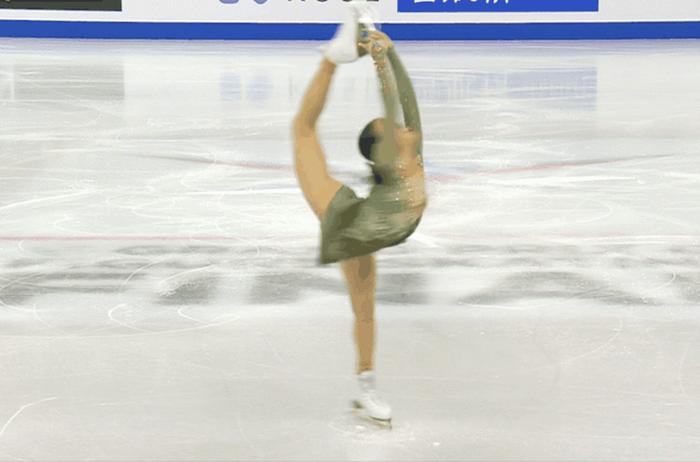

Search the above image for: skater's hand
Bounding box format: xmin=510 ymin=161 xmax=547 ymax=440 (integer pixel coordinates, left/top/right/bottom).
xmin=357 ymin=42 xmax=369 ymax=58
xmin=358 ymin=31 xmax=393 ymax=63
xmin=368 ymin=31 xmax=393 ymax=50
xmin=360 ymin=40 xmax=387 ymax=64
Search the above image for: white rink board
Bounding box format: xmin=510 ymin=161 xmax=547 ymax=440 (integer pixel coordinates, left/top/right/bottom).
xmin=0 ymin=0 xmax=699 ymax=23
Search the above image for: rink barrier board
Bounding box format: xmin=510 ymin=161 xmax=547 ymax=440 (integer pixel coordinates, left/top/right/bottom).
xmin=0 ymin=20 xmax=699 ymax=40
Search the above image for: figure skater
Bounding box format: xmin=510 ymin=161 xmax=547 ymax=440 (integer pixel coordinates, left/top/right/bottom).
xmin=291 ymin=4 xmax=425 ymax=426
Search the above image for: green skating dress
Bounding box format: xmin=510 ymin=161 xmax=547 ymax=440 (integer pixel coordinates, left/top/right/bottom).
xmin=319 ymin=160 xmax=425 ymax=265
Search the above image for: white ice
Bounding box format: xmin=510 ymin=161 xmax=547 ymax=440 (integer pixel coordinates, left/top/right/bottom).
xmin=0 ymin=38 xmax=700 ymax=461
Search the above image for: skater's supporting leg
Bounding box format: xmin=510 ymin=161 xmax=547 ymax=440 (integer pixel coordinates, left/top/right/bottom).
xmin=292 ymin=59 xmax=343 ymax=219
xmin=340 ymin=254 xmax=376 ymax=373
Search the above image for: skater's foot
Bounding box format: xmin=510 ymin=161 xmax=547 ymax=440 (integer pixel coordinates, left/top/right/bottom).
xmin=351 ymin=1 xmax=378 ymax=43
xmin=322 ymin=1 xmax=379 ymax=64
xmin=352 ymin=399 xmax=392 ymax=428
xmin=321 ymin=3 xmax=362 ymax=64
xmin=355 ymin=371 xmax=392 ymax=425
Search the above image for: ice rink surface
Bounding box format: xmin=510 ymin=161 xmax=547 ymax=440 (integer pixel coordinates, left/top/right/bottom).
xmin=1 ymin=38 xmax=699 ymax=461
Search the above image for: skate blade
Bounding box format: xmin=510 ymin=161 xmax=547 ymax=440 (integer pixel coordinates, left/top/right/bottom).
xmin=351 ymin=400 xmax=393 ymax=429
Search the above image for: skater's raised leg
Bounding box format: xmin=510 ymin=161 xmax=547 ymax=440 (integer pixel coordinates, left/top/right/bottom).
xmin=292 ymin=58 xmax=344 ymax=219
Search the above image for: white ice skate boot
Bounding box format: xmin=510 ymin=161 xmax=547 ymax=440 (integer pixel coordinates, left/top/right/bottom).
xmin=321 ymin=6 xmax=360 ymax=64
xmin=352 ymin=1 xmax=379 ymax=40
xmin=353 ymin=371 xmax=392 ymax=428
xmin=321 ymin=1 xmax=377 ymax=64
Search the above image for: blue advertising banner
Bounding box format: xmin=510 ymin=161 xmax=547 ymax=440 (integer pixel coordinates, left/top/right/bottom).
xmin=2 ymin=20 xmax=700 ymax=41
xmin=398 ymin=0 xmax=599 ymax=13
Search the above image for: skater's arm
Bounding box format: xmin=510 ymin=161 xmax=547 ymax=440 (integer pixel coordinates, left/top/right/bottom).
xmin=371 ymin=50 xmax=401 ymax=168
xmin=387 ymin=48 xmax=422 ymax=135
xmin=369 ymin=32 xmax=422 ymax=135
xmin=376 ymin=60 xmax=400 ymax=133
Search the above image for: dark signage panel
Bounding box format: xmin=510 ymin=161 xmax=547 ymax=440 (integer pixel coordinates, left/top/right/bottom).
xmin=0 ymin=1 xmax=122 ymax=11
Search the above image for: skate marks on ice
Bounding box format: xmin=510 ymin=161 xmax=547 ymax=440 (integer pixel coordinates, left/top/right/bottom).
xmin=329 ymin=410 xmax=404 ymax=440
xmin=2 ymin=240 xmax=699 ymax=318
xmin=0 ymin=243 xmax=241 ymax=338
xmin=328 ymin=406 xmax=455 ymax=460
xmin=0 ymin=397 xmax=58 ymax=440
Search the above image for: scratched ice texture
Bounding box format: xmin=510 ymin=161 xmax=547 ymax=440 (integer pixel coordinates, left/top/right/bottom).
xmin=0 ymin=39 xmax=699 ymax=461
